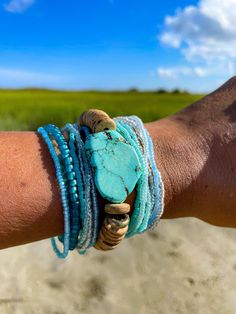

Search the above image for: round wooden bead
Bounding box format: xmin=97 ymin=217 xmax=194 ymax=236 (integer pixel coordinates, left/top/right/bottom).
xmin=104 ymin=224 xmax=129 ymax=236
xmin=104 ymin=203 xmax=130 ymax=215
xmin=106 ymin=214 xmax=130 ymax=229
xmin=99 ymin=231 xmax=123 ymax=245
xmin=94 ymin=239 xmax=118 ymax=251
xmin=78 ymin=109 xmax=116 ymax=133
xmin=94 ymin=213 xmax=129 ymax=251
xmin=100 ymin=228 xmax=125 ymax=242
xmin=94 ymin=229 xmax=121 ymax=251
xmin=101 ymin=227 xmax=126 ymax=240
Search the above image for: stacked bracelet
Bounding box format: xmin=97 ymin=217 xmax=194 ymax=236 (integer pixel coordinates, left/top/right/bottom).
xmin=37 ymin=109 xmax=165 ymax=258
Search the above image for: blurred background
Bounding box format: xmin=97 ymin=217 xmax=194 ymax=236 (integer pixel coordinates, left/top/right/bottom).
xmin=1 ymin=0 xmax=235 ymax=130
xmin=0 ymin=1 xmax=236 ymax=313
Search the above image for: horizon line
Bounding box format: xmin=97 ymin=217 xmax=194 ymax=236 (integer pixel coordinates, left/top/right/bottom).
xmin=0 ymin=87 xmax=204 ymax=94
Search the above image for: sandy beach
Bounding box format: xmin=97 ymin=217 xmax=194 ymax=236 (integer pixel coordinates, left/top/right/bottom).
xmin=0 ymin=217 xmax=235 ymax=314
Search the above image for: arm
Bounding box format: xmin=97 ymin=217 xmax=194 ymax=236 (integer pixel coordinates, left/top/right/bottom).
xmin=0 ymin=77 xmax=236 ymax=249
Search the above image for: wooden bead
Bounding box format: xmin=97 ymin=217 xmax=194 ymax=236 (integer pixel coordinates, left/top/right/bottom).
xmin=101 ymin=226 xmax=126 ymax=239
xmin=99 ymin=231 xmax=123 ymax=245
xmin=100 ymin=234 xmax=123 ymax=248
xmin=51 ymin=139 xmax=60 ymax=156
xmin=94 ymin=214 xmax=129 ymax=251
xmin=104 ymin=224 xmax=129 ymax=236
xmin=100 ymin=228 xmax=125 ymax=242
xmin=94 ymin=238 xmax=119 ymax=251
xmin=106 ymin=214 xmax=130 ymax=229
xmin=104 ymin=203 xmax=130 ymax=215
xmin=78 ymin=109 xmax=116 ymax=133
xmin=98 ymin=233 xmax=122 ymax=247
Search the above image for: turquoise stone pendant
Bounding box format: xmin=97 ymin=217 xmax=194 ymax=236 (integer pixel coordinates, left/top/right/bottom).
xmin=85 ymin=130 xmax=142 ymax=203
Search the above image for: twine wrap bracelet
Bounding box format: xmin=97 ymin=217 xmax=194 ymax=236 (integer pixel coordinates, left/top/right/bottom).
xmin=37 ymin=110 xmax=165 ymax=258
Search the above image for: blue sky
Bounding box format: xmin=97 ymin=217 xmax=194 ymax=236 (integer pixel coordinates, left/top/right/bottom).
xmin=0 ymin=0 xmax=235 ymax=92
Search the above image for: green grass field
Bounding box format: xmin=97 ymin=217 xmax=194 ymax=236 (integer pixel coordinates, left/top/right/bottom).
xmin=0 ymin=89 xmax=203 ymax=131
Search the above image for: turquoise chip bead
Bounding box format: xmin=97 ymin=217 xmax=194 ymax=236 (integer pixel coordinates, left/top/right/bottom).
xmin=67 ymin=172 xmax=75 ymax=180
xmin=85 ymin=130 xmax=142 ymax=203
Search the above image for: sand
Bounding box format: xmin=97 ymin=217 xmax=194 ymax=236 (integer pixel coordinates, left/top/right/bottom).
xmin=0 ymin=217 xmax=236 ymax=314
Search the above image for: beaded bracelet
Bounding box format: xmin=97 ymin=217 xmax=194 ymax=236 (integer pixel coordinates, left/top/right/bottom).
xmin=37 ymin=126 xmax=71 ymax=258
xmin=63 ymin=123 xmax=99 ymax=253
xmin=37 ymin=110 xmax=165 ymax=258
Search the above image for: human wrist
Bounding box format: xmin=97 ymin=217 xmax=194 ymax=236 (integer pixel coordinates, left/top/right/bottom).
xmin=145 ymin=116 xmax=206 ymax=220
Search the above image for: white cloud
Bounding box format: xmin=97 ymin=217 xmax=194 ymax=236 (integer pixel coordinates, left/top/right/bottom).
xmin=4 ymin=0 xmax=35 ymax=13
xmin=160 ymin=0 xmax=236 ymax=61
xmin=158 ymin=0 xmax=236 ymax=84
xmin=193 ymin=67 xmax=207 ymax=77
xmin=0 ymin=67 xmax=62 ymax=87
xmin=157 ymin=66 xmax=208 ymax=79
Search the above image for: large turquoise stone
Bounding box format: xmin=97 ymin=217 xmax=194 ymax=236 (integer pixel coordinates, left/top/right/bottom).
xmin=85 ymin=130 xmax=142 ymax=203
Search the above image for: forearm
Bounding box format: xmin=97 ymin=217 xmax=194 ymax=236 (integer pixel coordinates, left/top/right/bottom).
xmin=0 ymin=132 xmax=64 ymax=248
xmin=0 ymin=97 xmax=235 ymax=249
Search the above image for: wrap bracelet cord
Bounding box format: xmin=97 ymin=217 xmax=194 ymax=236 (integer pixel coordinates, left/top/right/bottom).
xmin=37 ymin=110 xmax=165 ymax=258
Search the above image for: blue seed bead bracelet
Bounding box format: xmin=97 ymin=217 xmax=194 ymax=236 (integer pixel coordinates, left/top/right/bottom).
xmin=43 ymin=124 xmax=80 ymax=252
xmin=38 ymin=126 xmax=70 ymax=258
xmin=64 ymin=123 xmax=99 ymax=253
xmin=37 ymin=109 xmax=165 ymax=258
xmin=115 ymin=116 xmax=165 ymax=233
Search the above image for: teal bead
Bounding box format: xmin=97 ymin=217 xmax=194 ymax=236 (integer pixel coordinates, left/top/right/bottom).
xmin=67 ymin=172 xmax=75 ymax=180
xmin=70 ymin=193 xmax=79 ymax=202
xmin=69 ymin=179 xmax=77 ymax=186
xmin=62 ymin=152 xmax=70 ymax=159
xmin=64 ymin=157 xmax=73 ymax=165
xmin=60 ymin=144 xmax=68 ymax=150
xmin=69 ymin=186 xmax=77 ymax=194
xmin=85 ymin=130 xmax=142 ymax=203
xmin=65 ymin=164 xmax=74 ymax=172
